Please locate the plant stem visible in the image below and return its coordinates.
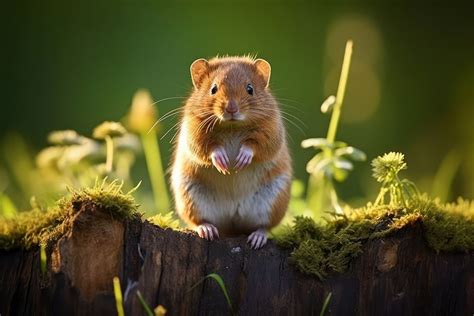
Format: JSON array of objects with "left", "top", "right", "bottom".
[
  {"left": 326, "top": 40, "right": 353, "bottom": 144},
  {"left": 141, "top": 131, "right": 170, "bottom": 214},
  {"left": 105, "top": 135, "right": 114, "bottom": 173},
  {"left": 113, "top": 277, "right": 125, "bottom": 316}
]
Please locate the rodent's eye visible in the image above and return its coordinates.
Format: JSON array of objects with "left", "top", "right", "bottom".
[
  {"left": 246, "top": 84, "right": 254, "bottom": 95},
  {"left": 210, "top": 84, "right": 218, "bottom": 95}
]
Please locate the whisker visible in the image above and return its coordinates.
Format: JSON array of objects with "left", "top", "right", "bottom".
[
  {"left": 170, "top": 125, "right": 181, "bottom": 143},
  {"left": 196, "top": 115, "right": 215, "bottom": 134},
  {"left": 274, "top": 97, "right": 306, "bottom": 106},
  {"left": 147, "top": 108, "right": 183, "bottom": 134},
  {"left": 150, "top": 96, "right": 187, "bottom": 107},
  {"left": 160, "top": 121, "right": 181, "bottom": 140},
  {"left": 280, "top": 116, "right": 306, "bottom": 136},
  {"left": 249, "top": 109, "right": 306, "bottom": 136},
  {"left": 279, "top": 110, "right": 308, "bottom": 129},
  {"left": 208, "top": 116, "right": 220, "bottom": 134}
]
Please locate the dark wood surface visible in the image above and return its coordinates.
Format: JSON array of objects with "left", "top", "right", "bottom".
[{"left": 1, "top": 202, "right": 473, "bottom": 315}]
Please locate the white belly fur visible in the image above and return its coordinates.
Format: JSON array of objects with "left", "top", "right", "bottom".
[{"left": 172, "top": 127, "right": 289, "bottom": 232}]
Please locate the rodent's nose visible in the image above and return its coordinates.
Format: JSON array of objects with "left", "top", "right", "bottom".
[{"left": 225, "top": 100, "right": 239, "bottom": 114}]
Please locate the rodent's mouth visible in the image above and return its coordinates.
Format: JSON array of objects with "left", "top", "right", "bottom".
[{"left": 222, "top": 112, "right": 245, "bottom": 122}]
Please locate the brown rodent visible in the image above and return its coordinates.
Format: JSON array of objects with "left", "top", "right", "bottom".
[{"left": 171, "top": 56, "right": 292, "bottom": 249}]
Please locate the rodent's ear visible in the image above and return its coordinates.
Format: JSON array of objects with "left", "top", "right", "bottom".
[
  {"left": 190, "top": 58, "right": 209, "bottom": 89},
  {"left": 254, "top": 59, "right": 271, "bottom": 88}
]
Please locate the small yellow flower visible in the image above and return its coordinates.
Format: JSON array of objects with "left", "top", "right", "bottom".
[
  {"left": 36, "top": 146, "right": 65, "bottom": 169},
  {"left": 48, "top": 130, "right": 86, "bottom": 145},
  {"left": 93, "top": 121, "right": 127, "bottom": 139},
  {"left": 127, "top": 89, "right": 158, "bottom": 134},
  {"left": 371, "top": 152, "right": 407, "bottom": 184},
  {"left": 154, "top": 305, "right": 167, "bottom": 316}
]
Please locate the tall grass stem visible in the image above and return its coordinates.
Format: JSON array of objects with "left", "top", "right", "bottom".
[
  {"left": 141, "top": 131, "right": 170, "bottom": 214},
  {"left": 113, "top": 277, "right": 125, "bottom": 316},
  {"left": 326, "top": 40, "right": 353, "bottom": 144},
  {"left": 105, "top": 135, "right": 114, "bottom": 173}
]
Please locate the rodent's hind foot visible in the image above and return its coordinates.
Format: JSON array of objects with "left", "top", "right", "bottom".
[
  {"left": 195, "top": 223, "right": 220, "bottom": 241},
  {"left": 247, "top": 228, "right": 267, "bottom": 249}
]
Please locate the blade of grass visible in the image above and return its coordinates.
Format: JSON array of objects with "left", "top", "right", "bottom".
[
  {"left": 141, "top": 131, "right": 170, "bottom": 214},
  {"left": 40, "top": 244, "right": 47, "bottom": 275},
  {"left": 136, "top": 290, "right": 154, "bottom": 316},
  {"left": 319, "top": 292, "right": 332, "bottom": 316},
  {"left": 326, "top": 40, "right": 353, "bottom": 143},
  {"left": 0, "top": 193, "right": 18, "bottom": 218},
  {"left": 113, "top": 277, "right": 125, "bottom": 316},
  {"left": 189, "top": 273, "right": 233, "bottom": 313}
]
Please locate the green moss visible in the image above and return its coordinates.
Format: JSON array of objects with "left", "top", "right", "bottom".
[
  {"left": 276, "top": 196, "right": 474, "bottom": 280},
  {"left": 147, "top": 211, "right": 181, "bottom": 230},
  {"left": 0, "top": 180, "right": 140, "bottom": 250},
  {"left": 418, "top": 197, "right": 474, "bottom": 251}
]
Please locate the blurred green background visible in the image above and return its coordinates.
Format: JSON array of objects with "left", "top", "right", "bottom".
[{"left": 1, "top": 1, "right": 473, "bottom": 210}]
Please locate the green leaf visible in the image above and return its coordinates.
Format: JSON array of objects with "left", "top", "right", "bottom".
[
  {"left": 332, "top": 141, "right": 348, "bottom": 148},
  {"left": 333, "top": 158, "right": 353, "bottom": 171},
  {"left": 190, "top": 273, "right": 233, "bottom": 313},
  {"left": 306, "top": 152, "right": 325, "bottom": 173},
  {"left": 301, "top": 138, "right": 330, "bottom": 149},
  {"left": 334, "top": 146, "right": 366, "bottom": 161},
  {"left": 333, "top": 168, "right": 349, "bottom": 182},
  {"left": 291, "top": 179, "right": 305, "bottom": 198},
  {"left": 308, "top": 157, "right": 332, "bottom": 175},
  {"left": 40, "top": 244, "right": 47, "bottom": 275},
  {"left": 136, "top": 290, "right": 154, "bottom": 316},
  {"left": 0, "top": 194, "right": 18, "bottom": 218},
  {"left": 319, "top": 292, "right": 332, "bottom": 316},
  {"left": 321, "top": 95, "right": 336, "bottom": 114}
]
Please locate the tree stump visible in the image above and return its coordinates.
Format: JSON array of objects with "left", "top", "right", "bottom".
[{"left": 0, "top": 201, "right": 473, "bottom": 315}]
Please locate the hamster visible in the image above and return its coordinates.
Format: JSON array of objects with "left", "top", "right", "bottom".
[{"left": 171, "top": 56, "right": 292, "bottom": 249}]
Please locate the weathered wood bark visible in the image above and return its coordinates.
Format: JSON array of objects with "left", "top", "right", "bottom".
[{"left": 0, "top": 201, "right": 473, "bottom": 315}]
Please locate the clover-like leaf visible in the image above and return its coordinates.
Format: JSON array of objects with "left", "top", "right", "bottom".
[
  {"left": 334, "top": 146, "right": 367, "bottom": 161},
  {"left": 321, "top": 95, "right": 336, "bottom": 114},
  {"left": 307, "top": 156, "right": 332, "bottom": 175},
  {"left": 333, "top": 157, "right": 354, "bottom": 171},
  {"left": 301, "top": 138, "right": 330, "bottom": 149}
]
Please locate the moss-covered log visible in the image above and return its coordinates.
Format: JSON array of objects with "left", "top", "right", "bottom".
[{"left": 0, "top": 201, "right": 473, "bottom": 315}]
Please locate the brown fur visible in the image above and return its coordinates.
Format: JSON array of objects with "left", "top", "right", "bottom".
[{"left": 172, "top": 56, "right": 292, "bottom": 235}]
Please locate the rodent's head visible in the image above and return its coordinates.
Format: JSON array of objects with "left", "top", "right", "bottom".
[{"left": 187, "top": 56, "right": 276, "bottom": 124}]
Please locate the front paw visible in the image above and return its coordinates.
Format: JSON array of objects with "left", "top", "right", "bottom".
[
  {"left": 211, "top": 147, "right": 230, "bottom": 175},
  {"left": 234, "top": 145, "right": 254, "bottom": 171}
]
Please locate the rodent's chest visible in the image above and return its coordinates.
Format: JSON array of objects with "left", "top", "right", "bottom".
[{"left": 217, "top": 132, "right": 245, "bottom": 162}]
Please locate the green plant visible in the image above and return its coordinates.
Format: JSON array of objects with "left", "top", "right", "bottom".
[
  {"left": 303, "top": 40, "right": 366, "bottom": 216},
  {"left": 320, "top": 292, "right": 332, "bottom": 316},
  {"left": 137, "top": 290, "right": 154, "bottom": 316},
  {"left": 147, "top": 211, "right": 181, "bottom": 230},
  {"left": 0, "top": 179, "right": 140, "bottom": 250},
  {"left": 93, "top": 121, "right": 127, "bottom": 174},
  {"left": 189, "top": 273, "right": 233, "bottom": 314},
  {"left": 0, "top": 193, "right": 18, "bottom": 218},
  {"left": 277, "top": 196, "right": 474, "bottom": 279},
  {"left": 40, "top": 244, "right": 47, "bottom": 275},
  {"left": 372, "top": 152, "right": 419, "bottom": 207},
  {"left": 127, "top": 89, "right": 170, "bottom": 215},
  {"left": 431, "top": 149, "right": 461, "bottom": 202},
  {"left": 113, "top": 277, "right": 125, "bottom": 316}
]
